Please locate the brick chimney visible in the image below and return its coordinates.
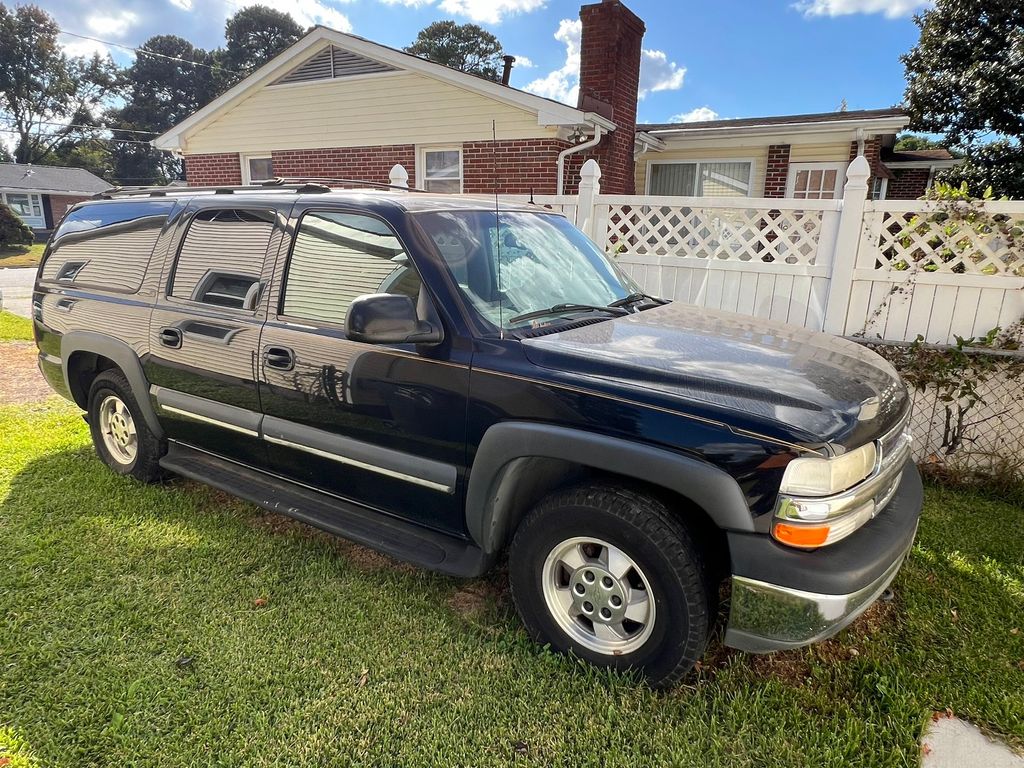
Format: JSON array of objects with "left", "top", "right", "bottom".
[{"left": 577, "top": 0, "right": 644, "bottom": 194}]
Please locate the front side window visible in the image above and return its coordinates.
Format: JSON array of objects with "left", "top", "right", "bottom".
[
  {"left": 40, "top": 200, "right": 175, "bottom": 292},
  {"left": 282, "top": 211, "right": 418, "bottom": 326},
  {"left": 2, "top": 192, "right": 43, "bottom": 223},
  {"left": 421, "top": 148, "right": 462, "bottom": 193},
  {"left": 170, "top": 209, "right": 275, "bottom": 310},
  {"left": 648, "top": 161, "right": 752, "bottom": 197},
  {"left": 416, "top": 210, "right": 638, "bottom": 331}
]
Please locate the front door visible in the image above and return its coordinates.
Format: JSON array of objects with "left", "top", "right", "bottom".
[
  {"left": 786, "top": 162, "right": 847, "bottom": 200},
  {"left": 258, "top": 208, "right": 470, "bottom": 535},
  {"left": 145, "top": 204, "right": 284, "bottom": 465}
]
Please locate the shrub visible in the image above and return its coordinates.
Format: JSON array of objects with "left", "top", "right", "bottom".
[{"left": 0, "top": 202, "right": 34, "bottom": 248}]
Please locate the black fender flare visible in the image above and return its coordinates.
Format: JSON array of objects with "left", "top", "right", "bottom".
[
  {"left": 60, "top": 331, "right": 164, "bottom": 439},
  {"left": 465, "top": 422, "right": 755, "bottom": 554}
]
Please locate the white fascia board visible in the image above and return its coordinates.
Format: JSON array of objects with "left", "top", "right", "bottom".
[
  {"left": 646, "top": 116, "right": 910, "bottom": 143},
  {"left": 154, "top": 27, "right": 604, "bottom": 151}
]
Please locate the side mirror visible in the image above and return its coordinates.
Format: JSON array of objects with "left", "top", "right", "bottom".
[{"left": 346, "top": 293, "right": 442, "bottom": 345}]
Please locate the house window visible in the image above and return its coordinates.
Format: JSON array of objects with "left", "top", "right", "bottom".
[
  {"left": 420, "top": 148, "right": 462, "bottom": 193},
  {"left": 2, "top": 191, "right": 44, "bottom": 227},
  {"left": 242, "top": 155, "right": 274, "bottom": 184},
  {"left": 786, "top": 162, "right": 847, "bottom": 199},
  {"left": 647, "top": 160, "right": 752, "bottom": 197},
  {"left": 871, "top": 176, "right": 888, "bottom": 201}
]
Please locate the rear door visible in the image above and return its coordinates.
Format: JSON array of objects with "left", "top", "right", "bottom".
[
  {"left": 145, "top": 203, "right": 286, "bottom": 465},
  {"left": 257, "top": 206, "right": 471, "bottom": 535}
]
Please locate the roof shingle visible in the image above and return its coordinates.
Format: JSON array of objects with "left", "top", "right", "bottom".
[{"left": 0, "top": 163, "right": 109, "bottom": 195}]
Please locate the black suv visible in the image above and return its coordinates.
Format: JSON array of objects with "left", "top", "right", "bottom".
[{"left": 33, "top": 183, "right": 922, "bottom": 687}]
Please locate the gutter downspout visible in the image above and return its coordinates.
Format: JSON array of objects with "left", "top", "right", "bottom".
[{"left": 557, "top": 125, "right": 603, "bottom": 195}]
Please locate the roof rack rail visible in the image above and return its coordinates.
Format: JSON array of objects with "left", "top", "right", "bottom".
[{"left": 93, "top": 176, "right": 426, "bottom": 199}]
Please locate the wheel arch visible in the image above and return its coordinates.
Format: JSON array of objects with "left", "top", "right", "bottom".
[
  {"left": 61, "top": 331, "right": 164, "bottom": 439},
  {"left": 465, "top": 422, "right": 755, "bottom": 556}
]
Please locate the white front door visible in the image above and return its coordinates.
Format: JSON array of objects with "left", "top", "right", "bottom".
[{"left": 786, "top": 162, "right": 847, "bottom": 199}]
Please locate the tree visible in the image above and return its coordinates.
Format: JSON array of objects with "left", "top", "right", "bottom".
[
  {"left": 405, "top": 21, "right": 504, "bottom": 81},
  {"left": 938, "top": 140, "right": 1024, "bottom": 199},
  {"left": 0, "top": 4, "right": 117, "bottom": 165},
  {"left": 895, "top": 134, "right": 948, "bottom": 152},
  {"left": 902, "top": 0, "right": 1024, "bottom": 147},
  {"left": 108, "top": 35, "right": 221, "bottom": 185},
  {"left": 221, "top": 5, "right": 303, "bottom": 81},
  {"left": 0, "top": 202, "right": 33, "bottom": 248}
]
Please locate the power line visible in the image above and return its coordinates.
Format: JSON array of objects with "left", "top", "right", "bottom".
[
  {"left": 1, "top": 119, "right": 162, "bottom": 136},
  {"left": 0, "top": 128, "right": 156, "bottom": 147},
  {"left": 39, "top": 23, "right": 242, "bottom": 74}
]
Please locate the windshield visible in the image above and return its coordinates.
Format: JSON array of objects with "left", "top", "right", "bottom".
[{"left": 415, "top": 210, "right": 640, "bottom": 330}]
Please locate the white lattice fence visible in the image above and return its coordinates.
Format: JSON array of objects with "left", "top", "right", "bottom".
[{"left": 846, "top": 201, "right": 1024, "bottom": 344}]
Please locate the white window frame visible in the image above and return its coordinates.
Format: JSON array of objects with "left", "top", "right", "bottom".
[
  {"left": 871, "top": 176, "right": 888, "bottom": 201},
  {"left": 644, "top": 158, "right": 756, "bottom": 197},
  {"left": 1, "top": 190, "right": 45, "bottom": 228},
  {"left": 240, "top": 154, "right": 274, "bottom": 185},
  {"left": 417, "top": 145, "right": 463, "bottom": 194},
  {"left": 785, "top": 162, "right": 847, "bottom": 200}
]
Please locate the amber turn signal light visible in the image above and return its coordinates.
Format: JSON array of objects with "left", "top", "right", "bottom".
[{"left": 773, "top": 522, "right": 830, "bottom": 548}]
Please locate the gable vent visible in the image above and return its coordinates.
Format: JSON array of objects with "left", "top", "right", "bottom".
[{"left": 273, "top": 45, "right": 398, "bottom": 85}]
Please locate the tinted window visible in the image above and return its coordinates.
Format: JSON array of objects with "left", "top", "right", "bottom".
[
  {"left": 170, "top": 209, "right": 274, "bottom": 310},
  {"left": 282, "top": 211, "right": 419, "bottom": 325},
  {"left": 41, "top": 200, "right": 176, "bottom": 292}
]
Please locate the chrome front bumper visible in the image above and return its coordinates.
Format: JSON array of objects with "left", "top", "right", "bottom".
[{"left": 724, "top": 525, "right": 916, "bottom": 652}]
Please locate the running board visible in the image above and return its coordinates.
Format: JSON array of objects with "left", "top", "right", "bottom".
[{"left": 160, "top": 442, "right": 489, "bottom": 577}]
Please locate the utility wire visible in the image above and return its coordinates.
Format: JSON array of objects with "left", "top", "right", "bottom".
[
  {"left": 1, "top": 119, "right": 162, "bottom": 136},
  {"left": 0, "top": 128, "right": 156, "bottom": 147}
]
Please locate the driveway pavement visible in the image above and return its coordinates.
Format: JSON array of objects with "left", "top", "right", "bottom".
[{"left": 0, "top": 267, "right": 35, "bottom": 318}]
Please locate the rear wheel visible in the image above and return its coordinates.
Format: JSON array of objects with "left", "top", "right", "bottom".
[
  {"left": 87, "top": 370, "right": 165, "bottom": 483},
  {"left": 509, "top": 482, "right": 712, "bottom": 688}
]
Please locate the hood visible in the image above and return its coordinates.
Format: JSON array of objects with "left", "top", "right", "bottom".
[{"left": 521, "top": 303, "right": 908, "bottom": 450}]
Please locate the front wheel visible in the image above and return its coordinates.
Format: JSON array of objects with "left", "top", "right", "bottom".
[{"left": 509, "top": 483, "right": 713, "bottom": 688}]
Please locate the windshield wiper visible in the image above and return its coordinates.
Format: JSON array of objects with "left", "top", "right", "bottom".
[
  {"left": 508, "top": 303, "right": 629, "bottom": 325},
  {"left": 608, "top": 291, "right": 669, "bottom": 308}
]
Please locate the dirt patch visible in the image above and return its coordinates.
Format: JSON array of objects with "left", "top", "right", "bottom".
[
  {"left": 448, "top": 577, "right": 509, "bottom": 618},
  {"left": 0, "top": 342, "right": 54, "bottom": 405}
]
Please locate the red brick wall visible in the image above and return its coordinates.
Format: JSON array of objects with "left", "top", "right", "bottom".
[
  {"left": 271, "top": 145, "right": 415, "bottom": 185},
  {"left": 462, "top": 138, "right": 573, "bottom": 194},
  {"left": 576, "top": 0, "right": 645, "bottom": 194},
  {"left": 47, "top": 194, "right": 90, "bottom": 225},
  {"left": 765, "top": 144, "right": 791, "bottom": 198},
  {"left": 887, "top": 168, "right": 932, "bottom": 200},
  {"left": 184, "top": 153, "right": 243, "bottom": 186},
  {"left": 849, "top": 138, "right": 885, "bottom": 198}
]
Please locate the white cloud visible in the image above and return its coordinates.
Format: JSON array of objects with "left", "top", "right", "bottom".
[
  {"left": 524, "top": 18, "right": 581, "bottom": 105},
  {"left": 59, "top": 34, "right": 113, "bottom": 58},
  {"left": 232, "top": 0, "right": 353, "bottom": 31},
  {"left": 638, "top": 49, "right": 685, "bottom": 99},
  {"left": 380, "top": 0, "right": 545, "bottom": 23},
  {"left": 85, "top": 11, "right": 139, "bottom": 37},
  {"left": 795, "top": 0, "right": 931, "bottom": 18},
  {"left": 509, "top": 54, "right": 534, "bottom": 69},
  {"left": 670, "top": 106, "right": 719, "bottom": 123},
  {"left": 168, "top": 0, "right": 193, "bottom": 9}
]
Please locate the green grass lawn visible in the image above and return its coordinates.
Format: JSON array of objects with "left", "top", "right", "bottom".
[
  {"left": 1, "top": 403, "right": 1022, "bottom": 767},
  {"left": 0, "top": 310, "right": 33, "bottom": 342},
  {"left": 0, "top": 242, "right": 45, "bottom": 269}
]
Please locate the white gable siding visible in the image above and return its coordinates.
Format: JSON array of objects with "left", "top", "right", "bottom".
[{"left": 184, "top": 71, "right": 557, "bottom": 154}]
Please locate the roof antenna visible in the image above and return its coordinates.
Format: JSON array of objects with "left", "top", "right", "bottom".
[
  {"left": 528, "top": 186, "right": 534, "bottom": 205},
  {"left": 492, "top": 118, "right": 504, "bottom": 337}
]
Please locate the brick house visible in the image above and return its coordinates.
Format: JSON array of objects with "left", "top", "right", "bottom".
[
  {"left": 636, "top": 111, "right": 961, "bottom": 201},
  {"left": 153, "top": 1, "right": 643, "bottom": 195},
  {"left": 0, "top": 163, "right": 109, "bottom": 239},
  {"left": 154, "top": 0, "right": 958, "bottom": 201}
]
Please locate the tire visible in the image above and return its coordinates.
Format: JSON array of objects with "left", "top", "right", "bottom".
[
  {"left": 509, "top": 482, "right": 713, "bottom": 688},
  {"left": 87, "top": 369, "right": 165, "bottom": 483}
]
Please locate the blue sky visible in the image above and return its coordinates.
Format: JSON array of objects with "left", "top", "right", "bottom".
[{"left": 42, "top": 0, "right": 930, "bottom": 125}]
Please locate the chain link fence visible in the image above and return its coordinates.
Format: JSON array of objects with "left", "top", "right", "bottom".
[{"left": 861, "top": 340, "right": 1024, "bottom": 480}]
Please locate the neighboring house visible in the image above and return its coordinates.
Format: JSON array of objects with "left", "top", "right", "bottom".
[
  {"left": 635, "top": 110, "right": 961, "bottom": 201},
  {"left": 152, "top": 0, "right": 957, "bottom": 201},
  {"left": 0, "top": 163, "right": 110, "bottom": 239},
  {"left": 152, "top": 1, "right": 640, "bottom": 195}
]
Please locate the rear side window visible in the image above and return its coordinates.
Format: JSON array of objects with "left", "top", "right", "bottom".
[
  {"left": 41, "top": 200, "right": 175, "bottom": 292},
  {"left": 281, "top": 211, "right": 417, "bottom": 325},
  {"left": 170, "top": 209, "right": 275, "bottom": 311}
]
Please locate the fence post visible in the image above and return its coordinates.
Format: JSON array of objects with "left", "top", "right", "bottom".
[
  {"left": 389, "top": 163, "right": 409, "bottom": 189},
  {"left": 821, "top": 155, "right": 870, "bottom": 335},
  {"left": 577, "top": 159, "right": 601, "bottom": 239}
]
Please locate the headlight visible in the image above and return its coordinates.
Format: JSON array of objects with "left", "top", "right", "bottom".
[{"left": 779, "top": 442, "right": 877, "bottom": 498}]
